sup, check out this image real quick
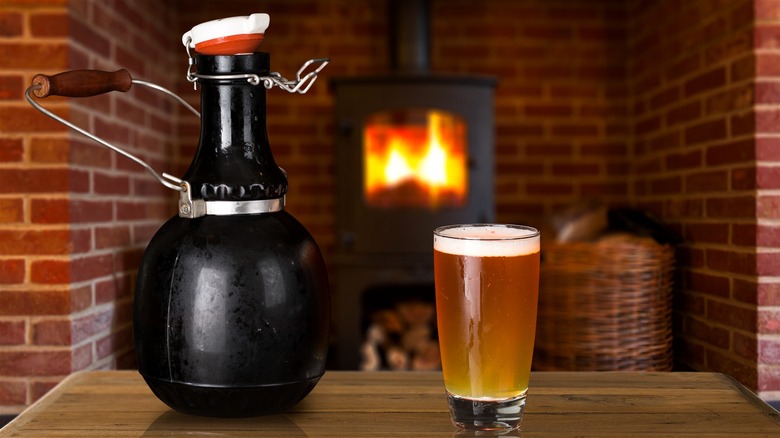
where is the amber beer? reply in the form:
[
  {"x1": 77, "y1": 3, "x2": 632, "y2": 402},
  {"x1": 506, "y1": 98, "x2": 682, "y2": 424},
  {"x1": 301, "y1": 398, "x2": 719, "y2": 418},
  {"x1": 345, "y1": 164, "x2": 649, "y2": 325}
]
[{"x1": 433, "y1": 224, "x2": 540, "y2": 431}]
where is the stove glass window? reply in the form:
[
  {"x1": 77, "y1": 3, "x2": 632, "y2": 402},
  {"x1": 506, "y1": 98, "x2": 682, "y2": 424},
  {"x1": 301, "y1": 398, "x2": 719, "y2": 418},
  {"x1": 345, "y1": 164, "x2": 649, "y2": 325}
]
[{"x1": 363, "y1": 108, "x2": 467, "y2": 209}]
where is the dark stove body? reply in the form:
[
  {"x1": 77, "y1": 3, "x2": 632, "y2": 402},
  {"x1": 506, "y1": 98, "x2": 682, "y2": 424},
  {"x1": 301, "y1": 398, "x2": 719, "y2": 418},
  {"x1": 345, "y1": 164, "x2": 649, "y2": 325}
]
[{"x1": 332, "y1": 73, "x2": 496, "y2": 369}]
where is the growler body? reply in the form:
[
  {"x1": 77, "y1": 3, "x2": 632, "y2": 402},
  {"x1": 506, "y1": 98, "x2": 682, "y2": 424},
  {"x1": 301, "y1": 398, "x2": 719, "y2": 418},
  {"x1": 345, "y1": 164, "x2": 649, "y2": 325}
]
[{"x1": 134, "y1": 53, "x2": 330, "y2": 417}]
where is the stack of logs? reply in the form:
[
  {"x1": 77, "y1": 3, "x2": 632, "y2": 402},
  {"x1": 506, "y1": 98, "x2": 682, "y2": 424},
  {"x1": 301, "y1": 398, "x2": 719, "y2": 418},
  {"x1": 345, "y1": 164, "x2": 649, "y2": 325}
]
[{"x1": 359, "y1": 299, "x2": 441, "y2": 371}]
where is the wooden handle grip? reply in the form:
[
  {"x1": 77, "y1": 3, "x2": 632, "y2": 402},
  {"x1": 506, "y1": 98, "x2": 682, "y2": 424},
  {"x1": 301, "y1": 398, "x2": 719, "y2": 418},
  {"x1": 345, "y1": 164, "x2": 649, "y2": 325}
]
[{"x1": 31, "y1": 69, "x2": 132, "y2": 98}]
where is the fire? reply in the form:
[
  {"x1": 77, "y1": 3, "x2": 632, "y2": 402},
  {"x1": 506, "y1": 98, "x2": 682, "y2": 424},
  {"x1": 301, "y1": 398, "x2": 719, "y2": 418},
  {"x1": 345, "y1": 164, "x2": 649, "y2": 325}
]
[{"x1": 364, "y1": 110, "x2": 467, "y2": 208}]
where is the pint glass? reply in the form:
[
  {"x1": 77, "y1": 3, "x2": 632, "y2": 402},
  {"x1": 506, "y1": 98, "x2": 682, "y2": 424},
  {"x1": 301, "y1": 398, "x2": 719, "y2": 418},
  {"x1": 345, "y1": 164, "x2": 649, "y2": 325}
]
[{"x1": 433, "y1": 224, "x2": 540, "y2": 432}]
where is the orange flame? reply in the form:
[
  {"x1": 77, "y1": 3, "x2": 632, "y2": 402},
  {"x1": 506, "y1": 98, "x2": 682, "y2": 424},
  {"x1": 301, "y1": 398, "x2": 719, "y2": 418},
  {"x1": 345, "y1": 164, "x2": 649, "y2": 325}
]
[{"x1": 364, "y1": 110, "x2": 467, "y2": 208}]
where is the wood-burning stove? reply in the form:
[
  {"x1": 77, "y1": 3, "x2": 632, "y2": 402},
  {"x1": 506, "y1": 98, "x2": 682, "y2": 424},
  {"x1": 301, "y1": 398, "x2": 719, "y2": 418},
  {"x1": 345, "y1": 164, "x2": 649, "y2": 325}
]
[{"x1": 331, "y1": 0, "x2": 496, "y2": 369}]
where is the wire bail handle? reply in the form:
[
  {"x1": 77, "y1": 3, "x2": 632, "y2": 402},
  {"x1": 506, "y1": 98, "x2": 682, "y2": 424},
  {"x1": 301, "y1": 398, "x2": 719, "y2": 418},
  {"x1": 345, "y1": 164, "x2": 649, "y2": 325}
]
[{"x1": 184, "y1": 36, "x2": 329, "y2": 94}]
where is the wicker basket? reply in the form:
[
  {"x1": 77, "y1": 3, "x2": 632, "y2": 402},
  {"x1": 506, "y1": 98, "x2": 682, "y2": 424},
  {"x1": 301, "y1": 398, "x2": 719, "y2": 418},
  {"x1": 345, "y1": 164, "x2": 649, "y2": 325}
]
[{"x1": 534, "y1": 234, "x2": 675, "y2": 371}]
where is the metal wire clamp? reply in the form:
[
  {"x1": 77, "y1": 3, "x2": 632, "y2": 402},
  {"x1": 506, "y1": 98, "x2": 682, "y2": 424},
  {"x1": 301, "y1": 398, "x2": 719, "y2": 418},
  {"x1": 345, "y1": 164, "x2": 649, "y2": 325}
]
[{"x1": 184, "y1": 36, "x2": 329, "y2": 93}]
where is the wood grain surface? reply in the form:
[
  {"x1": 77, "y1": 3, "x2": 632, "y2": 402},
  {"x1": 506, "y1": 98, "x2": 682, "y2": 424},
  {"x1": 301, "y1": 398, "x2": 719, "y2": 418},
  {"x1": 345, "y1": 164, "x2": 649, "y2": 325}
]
[{"x1": 1, "y1": 371, "x2": 778, "y2": 437}]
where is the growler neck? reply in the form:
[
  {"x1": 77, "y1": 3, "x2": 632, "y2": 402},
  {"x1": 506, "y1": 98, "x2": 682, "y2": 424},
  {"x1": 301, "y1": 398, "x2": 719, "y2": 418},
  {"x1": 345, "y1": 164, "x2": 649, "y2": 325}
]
[
  {"x1": 183, "y1": 52, "x2": 288, "y2": 203},
  {"x1": 197, "y1": 53, "x2": 270, "y2": 150}
]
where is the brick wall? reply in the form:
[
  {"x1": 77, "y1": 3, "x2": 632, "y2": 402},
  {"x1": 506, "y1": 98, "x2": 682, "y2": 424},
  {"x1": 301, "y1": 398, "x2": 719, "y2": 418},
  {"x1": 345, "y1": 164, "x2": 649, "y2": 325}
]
[
  {"x1": 2, "y1": 0, "x2": 778, "y2": 413},
  {"x1": 0, "y1": 0, "x2": 177, "y2": 414},
  {"x1": 627, "y1": 0, "x2": 761, "y2": 392},
  {"x1": 755, "y1": 0, "x2": 780, "y2": 400}
]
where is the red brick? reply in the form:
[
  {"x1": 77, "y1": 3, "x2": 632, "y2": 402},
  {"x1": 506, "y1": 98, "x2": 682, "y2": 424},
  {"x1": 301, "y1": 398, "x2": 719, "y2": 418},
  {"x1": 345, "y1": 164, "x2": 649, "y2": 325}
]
[
  {"x1": 0, "y1": 42, "x2": 68, "y2": 69},
  {"x1": 0, "y1": 258, "x2": 24, "y2": 284},
  {"x1": 684, "y1": 222, "x2": 729, "y2": 245},
  {"x1": 756, "y1": 81, "x2": 780, "y2": 105},
  {"x1": 757, "y1": 137, "x2": 780, "y2": 160},
  {"x1": 755, "y1": 109, "x2": 780, "y2": 133},
  {"x1": 0, "y1": 75, "x2": 23, "y2": 101},
  {"x1": 665, "y1": 53, "x2": 700, "y2": 80},
  {"x1": 0, "y1": 198, "x2": 23, "y2": 223},
  {"x1": 734, "y1": 332, "x2": 757, "y2": 362},
  {"x1": 705, "y1": 85, "x2": 753, "y2": 114},
  {"x1": 0, "y1": 12, "x2": 23, "y2": 37},
  {"x1": 756, "y1": 53, "x2": 780, "y2": 76},
  {"x1": 526, "y1": 183, "x2": 574, "y2": 196},
  {"x1": 68, "y1": 16, "x2": 110, "y2": 58},
  {"x1": 115, "y1": 247, "x2": 143, "y2": 272},
  {"x1": 635, "y1": 115, "x2": 661, "y2": 136},
  {"x1": 684, "y1": 67, "x2": 727, "y2": 97},
  {"x1": 706, "y1": 349, "x2": 756, "y2": 390},
  {"x1": 666, "y1": 198, "x2": 704, "y2": 219},
  {"x1": 30, "y1": 259, "x2": 70, "y2": 284},
  {"x1": 684, "y1": 270, "x2": 729, "y2": 297},
  {"x1": 758, "y1": 252, "x2": 780, "y2": 276},
  {"x1": 759, "y1": 338, "x2": 780, "y2": 365},
  {"x1": 706, "y1": 249, "x2": 756, "y2": 276},
  {"x1": 581, "y1": 182, "x2": 628, "y2": 196},
  {"x1": 649, "y1": 86, "x2": 679, "y2": 110},
  {"x1": 756, "y1": 166, "x2": 780, "y2": 189},
  {"x1": 0, "y1": 381, "x2": 26, "y2": 405},
  {"x1": 650, "y1": 175, "x2": 682, "y2": 195},
  {"x1": 30, "y1": 12, "x2": 69, "y2": 37},
  {"x1": 0, "y1": 289, "x2": 71, "y2": 315},
  {"x1": 96, "y1": 326, "x2": 133, "y2": 360},
  {"x1": 665, "y1": 101, "x2": 701, "y2": 127},
  {"x1": 524, "y1": 104, "x2": 573, "y2": 117},
  {"x1": 665, "y1": 150, "x2": 701, "y2": 171},
  {"x1": 0, "y1": 138, "x2": 23, "y2": 164},
  {"x1": 0, "y1": 229, "x2": 71, "y2": 255},
  {"x1": 706, "y1": 139, "x2": 754, "y2": 166},
  {"x1": 708, "y1": 196, "x2": 756, "y2": 219},
  {"x1": 686, "y1": 317, "x2": 730, "y2": 350},
  {"x1": 731, "y1": 55, "x2": 754, "y2": 82},
  {"x1": 733, "y1": 279, "x2": 758, "y2": 304},
  {"x1": 755, "y1": 24, "x2": 780, "y2": 49},
  {"x1": 67, "y1": 288, "x2": 89, "y2": 316},
  {"x1": 758, "y1": 195, "x2": 780, "y2": 219},
  {"x1": 0, "y1": 350, "x2": 70, "y2": 376},
  {"x1": 95, "y1": 226, "x2": 131, "y2": 249},
  {"x1": 759, "y1": 309, "x2": 780, "y2": 335},
  {"x1": 758, "y1": 366, "x2": 780, "y2": 392},
  {"x1": 526, "y1": 143, "x2": 572, "y2": 157},
  {"x1": 685, "y1": 170, "x2": 728, "y2": 193},
  {"x1": 709, "y1": 298, "x2": 757, "y2": 332},
  {"x1": 29, "y1": 137, "x2": 69, "y2": 163},
  {"x1": 94, "y1": 173, "x2": 131, "y2": 195},
  {"x1": 69, "y1": 139, "x2": 111, "y2": 167},
  {"x1": 30, "y1": 198, "x2": 68, "y2": 224},
  {"x1": 0, "y1": 320, "x2": 26, "y2": 345},
  {"x1": 756, "y1": 225, "x2": 780, "y2": 247},
  {"x1": 731, "y1": 112, "x2": 755, "y2": 136},
  {"x1": 685, "y1": 119, "x2": 727, "y2": 146},
  {"x1": 72, "y1": 343, "x2": 92, "y2": 371},
  {"x1": 32, "y1": 318, "x2": 71, "y2": 346},
  {"x1": 73, "y1": 308, "x2": 114, "y2": 343},
  {"x1": 497, "y1": 124, "x2": 544, "y2": 137},
  {"x1": 30, "y1": 380, "x2": 58, "y2": 401},
  {"x1": 757, "y1": 282, "x2": 780, "y2": 306},
  {"x1": 732, "y1": 223, "x2": 757, "y2": 246},
  {"x1": 0, "y1": 168, "x2": 72, "y2": 194},
  {"x1": 648, "y1": 131, "x2": 681, "y2": 152},
  {"x1": 71, "y1": 253, "x2": 114, "y2": 283},
  {"x1": 551, "y1": 163, "x2": 600, "y2": 176}
]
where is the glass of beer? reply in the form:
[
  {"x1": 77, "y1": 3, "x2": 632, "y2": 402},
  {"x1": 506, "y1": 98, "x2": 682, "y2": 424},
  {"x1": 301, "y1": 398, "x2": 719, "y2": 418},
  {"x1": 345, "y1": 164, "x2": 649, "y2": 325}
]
[{"x1": 433, "y1": 224, "x2": 540, "y2": 432}]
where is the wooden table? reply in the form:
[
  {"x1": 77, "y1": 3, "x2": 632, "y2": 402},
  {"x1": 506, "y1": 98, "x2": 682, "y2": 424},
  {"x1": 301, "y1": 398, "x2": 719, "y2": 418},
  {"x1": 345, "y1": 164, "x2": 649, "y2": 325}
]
[{"x1": 1, "y1": 371, "x2": 778, "y2": 437}]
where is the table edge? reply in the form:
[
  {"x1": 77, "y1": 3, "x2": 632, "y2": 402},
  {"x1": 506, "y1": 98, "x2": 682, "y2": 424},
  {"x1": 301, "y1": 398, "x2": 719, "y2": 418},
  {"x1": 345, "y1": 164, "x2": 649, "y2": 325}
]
[
  {"x1": 0, "y1": 370, "x2": 92, "y2": 436},
  {"x1": 715, "y1": 372, "x2": 780, "y2": 426}
]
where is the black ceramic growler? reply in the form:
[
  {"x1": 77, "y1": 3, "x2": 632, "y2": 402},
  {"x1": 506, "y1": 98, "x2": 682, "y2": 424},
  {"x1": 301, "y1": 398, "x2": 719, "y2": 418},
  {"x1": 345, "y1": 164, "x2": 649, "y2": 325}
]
[{"x1": 133, "y1": 52, "x2": 331, "y2": 417}]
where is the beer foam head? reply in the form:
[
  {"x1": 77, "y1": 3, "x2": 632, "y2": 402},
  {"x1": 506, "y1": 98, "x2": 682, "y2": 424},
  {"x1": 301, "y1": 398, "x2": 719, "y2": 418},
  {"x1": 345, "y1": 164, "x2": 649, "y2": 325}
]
[{"x1": 434, "y1": 224, "x2": 540, "y2": 257}]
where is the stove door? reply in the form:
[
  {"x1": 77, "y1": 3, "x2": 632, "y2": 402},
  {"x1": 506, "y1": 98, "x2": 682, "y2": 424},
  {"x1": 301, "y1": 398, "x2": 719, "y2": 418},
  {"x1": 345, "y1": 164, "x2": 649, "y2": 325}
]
[{"x1": 334, "y1": 76, "x2": 495, "y2": 256}]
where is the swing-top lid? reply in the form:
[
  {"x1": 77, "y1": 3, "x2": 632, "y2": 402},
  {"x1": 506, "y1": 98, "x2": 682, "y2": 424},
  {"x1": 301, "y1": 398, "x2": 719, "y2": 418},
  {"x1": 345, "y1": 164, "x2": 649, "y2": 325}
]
[{"x1": 182, "y1": 13, "x2": 269, "y2": 55}]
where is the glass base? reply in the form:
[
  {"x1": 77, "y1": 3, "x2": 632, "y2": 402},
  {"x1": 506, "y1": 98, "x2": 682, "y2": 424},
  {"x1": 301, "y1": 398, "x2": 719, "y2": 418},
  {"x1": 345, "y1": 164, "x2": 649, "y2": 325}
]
[{"x1": 447, "y1": 391, "x2": 526, "y2": 432}]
